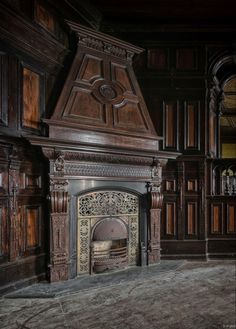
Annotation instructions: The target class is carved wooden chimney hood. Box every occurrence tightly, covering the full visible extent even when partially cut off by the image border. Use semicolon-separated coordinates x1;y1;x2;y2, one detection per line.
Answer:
46;22;162;151
30;22;178;282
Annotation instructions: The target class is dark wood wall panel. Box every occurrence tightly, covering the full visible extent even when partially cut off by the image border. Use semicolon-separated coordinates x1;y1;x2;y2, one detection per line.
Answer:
0;202;8;259
22;67;41;129
227;204;236;234
112;63;134;93
26;206;41;249
0;53;8;127
147;48;169;70
34;0;55;33
176;48;196;70
186;201;198;237
211;204;223;234
114;102;148;131
79;55;104;83
64;89;106;125
163;101;178;150
187;179;198;192
163;202;177;237
184;101;200;150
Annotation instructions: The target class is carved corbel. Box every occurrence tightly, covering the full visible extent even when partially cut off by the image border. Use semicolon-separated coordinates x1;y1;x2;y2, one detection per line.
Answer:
49;177;69;282
147;159;164;264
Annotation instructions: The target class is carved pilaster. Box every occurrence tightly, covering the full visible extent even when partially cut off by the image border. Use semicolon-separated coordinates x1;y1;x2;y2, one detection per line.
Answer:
49;177;69;282
8;146;20;262
147;159;164;264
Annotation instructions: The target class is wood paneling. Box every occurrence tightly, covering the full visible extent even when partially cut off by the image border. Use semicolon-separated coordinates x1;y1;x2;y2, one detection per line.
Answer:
79;55;104;83
0;203;7;258
211;204;222;234
165;180;176;192
176;48;196;70
147;48;169;70
25;174;42;189
112;63;134;93
184;101;200;150
187;179;198;192
209;112;216;156
64;88;106;125
114;102;148;131
0;53;8;126
163;101;178;149
227;204;236;233
186;202;197;236
35;1;55;33
26;206;40;248
22;67;40;129
164;202;176;236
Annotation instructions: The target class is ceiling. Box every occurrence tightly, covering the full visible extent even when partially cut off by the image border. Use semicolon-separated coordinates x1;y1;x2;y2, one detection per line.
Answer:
90;0;236;25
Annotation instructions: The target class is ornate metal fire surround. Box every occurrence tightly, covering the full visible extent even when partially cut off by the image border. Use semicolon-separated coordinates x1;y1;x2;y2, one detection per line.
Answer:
77;190;139;274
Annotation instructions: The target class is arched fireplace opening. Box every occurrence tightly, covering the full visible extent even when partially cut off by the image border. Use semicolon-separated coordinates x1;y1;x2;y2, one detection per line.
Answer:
91;218;128;273
77;190;140;276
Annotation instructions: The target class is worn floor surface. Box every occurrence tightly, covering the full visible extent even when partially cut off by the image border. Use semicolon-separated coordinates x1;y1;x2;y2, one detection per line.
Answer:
0;261;235;329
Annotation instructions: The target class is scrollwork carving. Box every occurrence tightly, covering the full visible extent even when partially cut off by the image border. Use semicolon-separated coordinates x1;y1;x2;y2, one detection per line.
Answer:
54;151;65;175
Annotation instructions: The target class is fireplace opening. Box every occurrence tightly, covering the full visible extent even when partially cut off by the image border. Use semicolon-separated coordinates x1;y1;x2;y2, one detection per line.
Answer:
77;190;140;276
91;218;128;273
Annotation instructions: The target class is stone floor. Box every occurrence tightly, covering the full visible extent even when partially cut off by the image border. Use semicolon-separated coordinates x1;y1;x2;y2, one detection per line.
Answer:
0;260;235;329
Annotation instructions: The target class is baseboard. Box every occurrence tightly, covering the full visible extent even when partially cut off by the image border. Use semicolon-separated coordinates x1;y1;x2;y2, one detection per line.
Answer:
0;272;46;296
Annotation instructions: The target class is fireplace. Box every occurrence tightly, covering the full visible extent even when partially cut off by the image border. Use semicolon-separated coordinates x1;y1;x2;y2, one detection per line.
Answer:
77;190;139;274
29;22;178;282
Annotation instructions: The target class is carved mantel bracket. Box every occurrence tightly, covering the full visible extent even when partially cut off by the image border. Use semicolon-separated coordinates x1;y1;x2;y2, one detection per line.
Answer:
147;159;166;264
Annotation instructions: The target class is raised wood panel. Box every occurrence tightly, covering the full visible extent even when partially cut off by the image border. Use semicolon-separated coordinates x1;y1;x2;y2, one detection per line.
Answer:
0;53;8;127
211;204;223;234
0;169;8;195
227;204;236;233
186;202;197;236
165;179;176;192
163;101;178;149
79;55;104;83
0;203;8;257
25;174;42;189
113;101;149;131
34;1;55;33
22;67;40;129
209;112;216;156
147;48;169;70
63;88;107;125
184;101;200;150
112;63;134;93
187;179;198;192
164;202;176;236
176;48;196;70
26;206;40;249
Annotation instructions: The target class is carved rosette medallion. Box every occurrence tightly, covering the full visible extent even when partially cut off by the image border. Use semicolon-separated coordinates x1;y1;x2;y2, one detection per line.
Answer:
99;84;117;100
92;79;124;105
